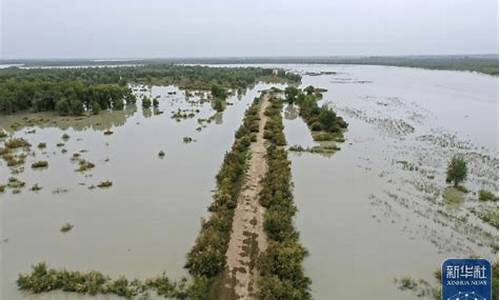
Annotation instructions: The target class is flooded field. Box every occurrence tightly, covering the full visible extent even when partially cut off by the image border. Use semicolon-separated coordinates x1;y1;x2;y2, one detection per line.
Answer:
1;65;498;300
282;65;499;299
0;82;281;300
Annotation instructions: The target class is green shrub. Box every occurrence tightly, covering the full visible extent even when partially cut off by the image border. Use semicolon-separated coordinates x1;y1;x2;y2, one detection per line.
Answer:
479;189;498;202
142;97;152;108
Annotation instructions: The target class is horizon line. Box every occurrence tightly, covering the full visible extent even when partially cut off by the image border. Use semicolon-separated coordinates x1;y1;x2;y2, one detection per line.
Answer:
0;53;498;62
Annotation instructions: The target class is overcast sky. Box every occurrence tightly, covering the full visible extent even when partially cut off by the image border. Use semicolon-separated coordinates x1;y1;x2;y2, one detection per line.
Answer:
1;0;498;59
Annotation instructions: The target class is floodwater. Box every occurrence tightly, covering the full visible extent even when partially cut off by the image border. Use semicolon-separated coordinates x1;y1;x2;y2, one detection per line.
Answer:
280;64;499;299
0;82;280;300
0;64;498;300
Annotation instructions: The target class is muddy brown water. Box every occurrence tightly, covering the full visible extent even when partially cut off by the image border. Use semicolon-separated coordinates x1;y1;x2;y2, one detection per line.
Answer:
1;65;498;300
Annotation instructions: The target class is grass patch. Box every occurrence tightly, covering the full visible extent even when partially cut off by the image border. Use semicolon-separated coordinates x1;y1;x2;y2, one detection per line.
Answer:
478;209;499;228
442;187;464;205
479;189;498;202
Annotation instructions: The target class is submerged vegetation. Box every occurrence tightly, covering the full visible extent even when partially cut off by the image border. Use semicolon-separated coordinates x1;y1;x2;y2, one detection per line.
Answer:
4;137;31;149
97;180;113;188
1;138;31;169
31;160;48;169
285;86;347;141
288;144;340;154
0;65;300;115
17;262;207;299
258;95;312;299
60;223;74;233
76;159;95;172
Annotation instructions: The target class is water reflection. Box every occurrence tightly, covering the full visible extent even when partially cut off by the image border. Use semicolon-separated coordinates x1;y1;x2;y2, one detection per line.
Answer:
284;104;299;120
0;105;137;133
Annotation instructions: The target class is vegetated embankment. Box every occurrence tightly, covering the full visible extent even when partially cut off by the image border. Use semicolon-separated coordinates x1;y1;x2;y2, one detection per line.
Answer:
284;85;348;142
257;94;312;299
184;94;267;298
214;93;270;299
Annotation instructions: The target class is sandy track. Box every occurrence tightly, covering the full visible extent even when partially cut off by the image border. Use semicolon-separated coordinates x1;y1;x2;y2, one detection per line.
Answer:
220;95;269;300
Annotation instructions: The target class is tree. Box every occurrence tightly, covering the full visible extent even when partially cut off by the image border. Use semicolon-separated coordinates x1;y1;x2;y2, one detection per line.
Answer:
142;96;152;108
210;84;227;100
284;86;299;104
446;156;467;187
318;106;338;132
212;98;224;112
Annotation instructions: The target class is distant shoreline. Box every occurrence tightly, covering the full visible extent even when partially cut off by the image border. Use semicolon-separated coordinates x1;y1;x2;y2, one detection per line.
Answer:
1;55;498;75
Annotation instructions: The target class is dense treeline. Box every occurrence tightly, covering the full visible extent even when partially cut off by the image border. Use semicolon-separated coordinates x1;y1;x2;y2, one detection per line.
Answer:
184;96;262;293
210;84;228;112
6;55;496;75
0;80;135;115
0;65;300;115
285;85;348;141
258;95;312;299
